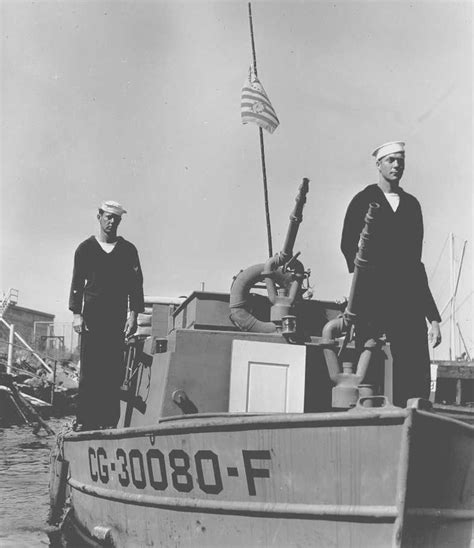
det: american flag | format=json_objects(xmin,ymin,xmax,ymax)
[{"xmin": 241, "ymin": 69, "xmax": 279, "ymax": 134}]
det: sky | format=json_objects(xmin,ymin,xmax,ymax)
[{"xmin": 1, "ymin": 0, "xmax": 472, "ymax": 358}]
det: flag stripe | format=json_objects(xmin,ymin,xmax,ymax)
[
  {"xmin": 240, "ymin": 105, "xmax": 279, "ymax": 122},
  {"xmin": 241, "ymin": 112, "xmax": 277, "ymax": 123},
  {"xmin": 241, "ymin": 90, "xmax": 275, "ymax": 111},
  {"xmin": 241, "ymin": 113, "xmax": 279, "ymax": 133},
  {"xmin": 240, "ymin": 104, "xmax": 279, "ymax": 125},
  {"xmin": 242, "ymin": 119, "xmax": 277, "ymax": 134},
  {"xmin": 241, "ymin": 86, "xmax": 273, "ymax": 99},
  {"xmin": 241, "ymin": 96, "xmax": 278, "ymax": 118},
  {"xmin": 241, "ymin": 115, "xmax": 279, "ymax": 133},
  {"xmin": 241, "ymin": 115, "xmax": 279, "ymax": 129}
]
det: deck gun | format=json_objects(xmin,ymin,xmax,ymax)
[
  {"xmin": 229, "ymin": 178, "xmax": 310, "ymax": 333},
  {"xmin": 321, "ymin": 202, "xmax": 383, "ymax": 409}
]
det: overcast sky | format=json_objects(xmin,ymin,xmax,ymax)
[{"xmin": 1, "ymin": 0, "xmax": 472, "ymax": 358}]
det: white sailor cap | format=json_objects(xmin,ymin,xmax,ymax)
[
  {"xmin": 99, "ymin": 200, "xmax": 127, "ymax": 216},
  {"xmin": 372, "ymin": 141, "xmax": 405, "ymax": 161}
]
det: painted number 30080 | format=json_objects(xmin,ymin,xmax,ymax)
[{"xmin": 88, "ymin": 447, "xmax": 271, "ymax": 497}]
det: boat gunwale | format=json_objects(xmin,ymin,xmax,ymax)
[
  {"xmin": 416, "ymin": 408, "xmax": 474, "ymax": 432},
  {"xmin": 64, "ymin": 409, "xmax": 411, "ymax": 442},
  {"xmin": 63, "ymin": 406, "xmax": 474, "ymax": 443}
]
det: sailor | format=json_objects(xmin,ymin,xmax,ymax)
[
  {"xmin": 341, "ymin": 141, "xmax": 442, "ymax": 406},
  {"xmin": 69, "ymin": 200, "xmax": 144, "ymax": 430}
]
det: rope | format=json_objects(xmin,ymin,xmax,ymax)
[{"xmin": 429, "ymin": 233, "xmax": 449, "ymax": 282}]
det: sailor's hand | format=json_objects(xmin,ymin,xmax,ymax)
[
  {"xmin": 73, "ymin": 314, "xmax": 85, "ymax": 334},
  {"xmin": 124, "ymin": 312, "xmax": 138, "ymax": 338},
  {"xmin": 428, "ymin": 321, "xmax": 441, "ymax": 348}
]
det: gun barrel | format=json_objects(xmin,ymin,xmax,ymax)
[
  {"xmin": 345, "ymin": 202, "xmax": 380, "ymax": 320},
  {"xmin": 281, "ymin": 178, "xmax": 309, "ymax": 259}
]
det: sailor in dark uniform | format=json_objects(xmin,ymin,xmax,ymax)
[
  {"xmin": 69, "ymin": 201, "xmax": 144, "ymax": 430},
  {"xmin": 341, "ymin": 141, "xmax": 441, "ymax": 406}
]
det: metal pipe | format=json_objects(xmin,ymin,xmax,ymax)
[
  {"xmin": 7, "ymin": 323, "xmax": 14, "ymax": 375},
  {"xmin": 321, "ymin": 317, "xmax": 377, "ymax": 383},
  {"xmin": 287, "ymin": 267, "xmax": 304, "ymax": 302},
  {"xmin": 355, "ymin": 339, "xmax": 378, "ymax": 379},
  {"xmin": 263, "ymin": 255, "xmax": 285, "ymax": 300},
  {"xmin": 229, "ymin": 306, "xmax": 277, "ymax": 333},
  {"xmin": 230, "ymin": 264, "xmax": 265, "ymax": 309},
  {"xmin": 1, "ymin": 317, "xmax": 53, "ymax": 373},
  {"xmin": 51, "ymin": 360, "xmax": 57, "ymax": 405},
  {"xmin": 321, "ymin": 318, "xmax": 345, "ymax": 382},
  {"xmin": 229, "ymin": 264, "xmax": 277, "ymax": 333}
]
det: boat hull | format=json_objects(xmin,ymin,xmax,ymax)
[{"xmin": 57, "ymin": 407, "xmax": 474, "ymax": 547}]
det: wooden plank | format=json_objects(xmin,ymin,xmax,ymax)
[{"xmin": 437, "ymin": 365, "xmax": 474, "ymax": 379}]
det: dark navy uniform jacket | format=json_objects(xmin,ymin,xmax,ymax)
[
  {"xmin": 69, "ymin": 236, "xmax": 144, "ymax": 333},
  {"xmin": 341, "ymin": 184, "xmax": 441, "ymax": 326}
]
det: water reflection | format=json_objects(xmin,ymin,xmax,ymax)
[{"xmin": 0, "ymin": 417, "xmax": 71, "ymax": 547}]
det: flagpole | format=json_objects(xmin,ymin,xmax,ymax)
[{"xmin": 248, "ymin": 2, "xmax": 273, "ymax": 257}]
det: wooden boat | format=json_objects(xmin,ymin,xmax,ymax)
[{"xmin": 49, "ymin": 182, "xmax": 474, "ymax": 547}]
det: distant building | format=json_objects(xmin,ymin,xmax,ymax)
[{"xmin": 2, "ymin": 304, "xmax": 55, "ymax": 349}]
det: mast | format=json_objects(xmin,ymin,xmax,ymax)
[
  {"xmin": 248, "ymin": 2, "xmax": 273, "ymax": 258},
  {"xmin": 448, "ymin": 235, "xmax": 468, "ymax": 359},
  {"xmin": 449, "ymin": 233, "xmax": 455, "ymax": 359}
]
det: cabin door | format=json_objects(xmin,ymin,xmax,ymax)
[{"xmin": 229, "ymin": 340, "xmax": 306, "ymax": 413}]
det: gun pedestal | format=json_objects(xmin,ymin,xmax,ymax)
[{"xmin": 321, "ymin": 203, "xmax": 383, "ymax": 409}]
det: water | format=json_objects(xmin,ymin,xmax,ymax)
[{"xmin": 0, "ymin": 417, "xmax": 72, "ymax": 547}]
